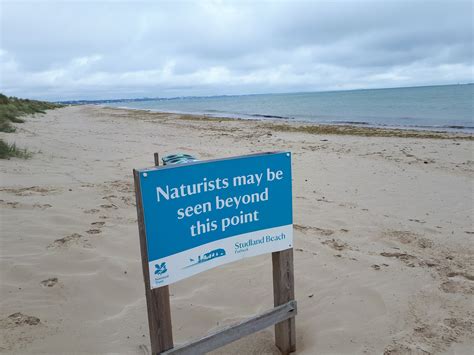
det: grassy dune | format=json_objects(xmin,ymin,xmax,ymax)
[{"xmin": 0, "ymin": 93, "xmax": 62, "ymax": 159}]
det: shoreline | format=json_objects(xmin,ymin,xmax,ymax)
[{"xmin": 100, "ymin": 105, "xmax": 474, "ymax": 140}]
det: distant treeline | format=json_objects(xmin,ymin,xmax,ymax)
[
  {"xmin": 58, "ymin": 98, "xmax": 158, "ymax": 105},
  {"xmin": 58, "ymin": 95, "xmax": 236, "ymax": 105},
  {"xmin": 0, "ymin": 93, "xmax": 63, "ymax": 158}
]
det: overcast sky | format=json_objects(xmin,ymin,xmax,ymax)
[{"xmin": 1, "ymin": 0, "xmax": 473, "ymax": 100}]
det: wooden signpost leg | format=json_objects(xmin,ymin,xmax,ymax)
[
  {"xmin": 133, "ymin": 153, "xmax": 174, "ymax": 354},
  {"xmin": 272, "ymin": 249, "xmax": 296, "ymax": 354}
]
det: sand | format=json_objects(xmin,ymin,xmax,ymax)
[{"xmin": 0, "ymin": 105, "xmax": 473, "ymax": 354}]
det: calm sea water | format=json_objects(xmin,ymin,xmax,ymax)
[{"xmin": 107, "ymin": 84, "xmax": 473, "ymax": 132}]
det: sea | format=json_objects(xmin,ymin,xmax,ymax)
[{"xmin": 106, "ymin": 84, "xmax": 473, "ymax": 132}]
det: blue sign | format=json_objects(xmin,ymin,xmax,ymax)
[{"xmin": 136, "ymin": 152, "xmax": 293, "ymax": 288}]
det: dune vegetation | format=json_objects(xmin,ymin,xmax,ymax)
[{"xmin": 0, "ymin": 93, "xmax": 62, "ymax": 159}]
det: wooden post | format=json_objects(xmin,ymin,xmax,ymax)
[
  {"xmin": 133, "ymin": 153, "xmax": 174, "ymax": 354},
  {"xmin": 272, "ymin": 249, "xmax": 296, "ymax": 354}
]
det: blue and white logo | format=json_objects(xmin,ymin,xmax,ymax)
[
  {"xmin": 154, "ymin": 262, "xmax": 168, "ymax": 275},
  {"xmin": 186, "ymin": 248, "xmax": 226, "ymax": 268}
]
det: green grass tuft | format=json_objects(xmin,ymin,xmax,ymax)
[{"xmin": 0, "ymin": 139, "xmax": 32, "ymax": 159}]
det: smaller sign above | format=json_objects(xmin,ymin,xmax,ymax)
[{"xmin": 136, "ymin": 152, "xmax": 293, "ymax": 288}]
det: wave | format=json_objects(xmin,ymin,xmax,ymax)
[
  {"xmin": 330, "ymin": 120, "xmax": 370, "ymax": 125},
  {"xmin": 250, "ymin": 113, "xmax": 293, "ymax": 120},
  {"xmin": 441, "ymin": 125, "xmax": 474, "ymax": 130},
  {"xmin": 322, "ymin": 120, "xmax": 474, "ymax": 132},
  {"xmin": 397, "ymin": 124, "xmax": 474, "ymax": 131}
]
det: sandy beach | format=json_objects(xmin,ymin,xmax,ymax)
[{"xmin": 0, "ymin": 105, "xmax": 473, "ymax": 354}]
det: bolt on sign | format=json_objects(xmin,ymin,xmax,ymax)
[{"xmin": 136, "ymin": 152, "xmax": 293, "ymax": 288}]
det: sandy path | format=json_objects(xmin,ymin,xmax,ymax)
[{"xmin": 0, "ymin": 106, "xmax": 472, "ymax": 354}]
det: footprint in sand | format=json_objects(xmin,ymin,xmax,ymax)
[
  {"xmin": 295, "ymin": 247, "xmax": 317, "ymax": 256},
  {"xmin": 32, "ymin": 203, "xmax": 53, "ymax": 210},
  {"xmin": 440, "ymin": 271, "xmax": 474, "ymax": 295},
  {"xmin": 371, "ymin": 264, "xmax": 389, "ymax": 271},
  {"xmin": 0, "ymin": 200, "xmax": 20, "ymax": 208},
  {"xmin": 87, "ymin": 221, "xmax": 106, "ymax": 235},
  {"xmin": 443, "ymin": 318, "xmax": 473, "ymax": 335},
  {"xmin": 0, "ymin": 312, "xmax": 49, "ymax": 352},
  {"xmin": 102, "ymin": 194, "xmax": 135, "ymax": 207},
  {"xmin": 0, "ymin": 200, "xmax": 52, "ymax": 210},
  {"xmin": 446, "ymin": 272, "xmax": 474, "ymax": 281},
  {"xmin": 380, "ymin": 251, "xmax": 418, "ymax": 267},
  {"xmin": 120, "ymin": 196, "xmax": 135, "ymax": 206},
  {"xmin": 100, "ymin": 203, "xmax": 118, "ymax": 209},
  {"xmin": 0, "ymin": 186, "xmax": 59, "ymax": 196},
  {"xmin": 384, "ymin": 230, "xmax": 434, "ymax": 249},
  {"xmin": 40, "ymin": 278, "xmax": 58, "ymax": 287},
  {"xmin": 1, "ymin": 313, "xmax": 41, "ymax": 327},
  {"xmin": 91, "ymin": 221, "xmax": 105, "ymax": 226},
  {"xmin": 408, "ymin": 218, "xmax": 426, "ymax": 224},
  {"xmin": 322, "ymin": 238, "xmax": 350, "ymax": 251},
  {"xmin": 86, "ymin": 229, "xmax": 101, "ymax": 235},
  {"xmin": 416, "ymin": 238, "xmax": 434, "ymax": 249},
  {"xmin": 84, "ymin": 208, "xmax": 100, "ymax": 214},
  {"xmin": 107, "ymin": 180, "xmax": 134, "ymax": 194},
  {"xmin": 294, "ymin": 224, "xmax": 335, "ymax": 236},
  {"xmin": 393, "ymin": 317, "xmax": 474, "ymax": 353},
  {"xmin": 47, "ymin": 233, "xmax": 91, "ymax": 249}
]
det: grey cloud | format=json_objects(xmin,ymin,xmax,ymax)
[{"xmin": 0, "ymin": 0, "xmax": 472, "ymax": 100}]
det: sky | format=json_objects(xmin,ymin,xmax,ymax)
[{"xmin": 0, "ymin": 0, "xmax": 473, "ymax": 101}]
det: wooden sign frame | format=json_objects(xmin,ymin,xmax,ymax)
[{"xmin": 133, "ymin": 153, "xmax": 296, "ymax": 355}]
